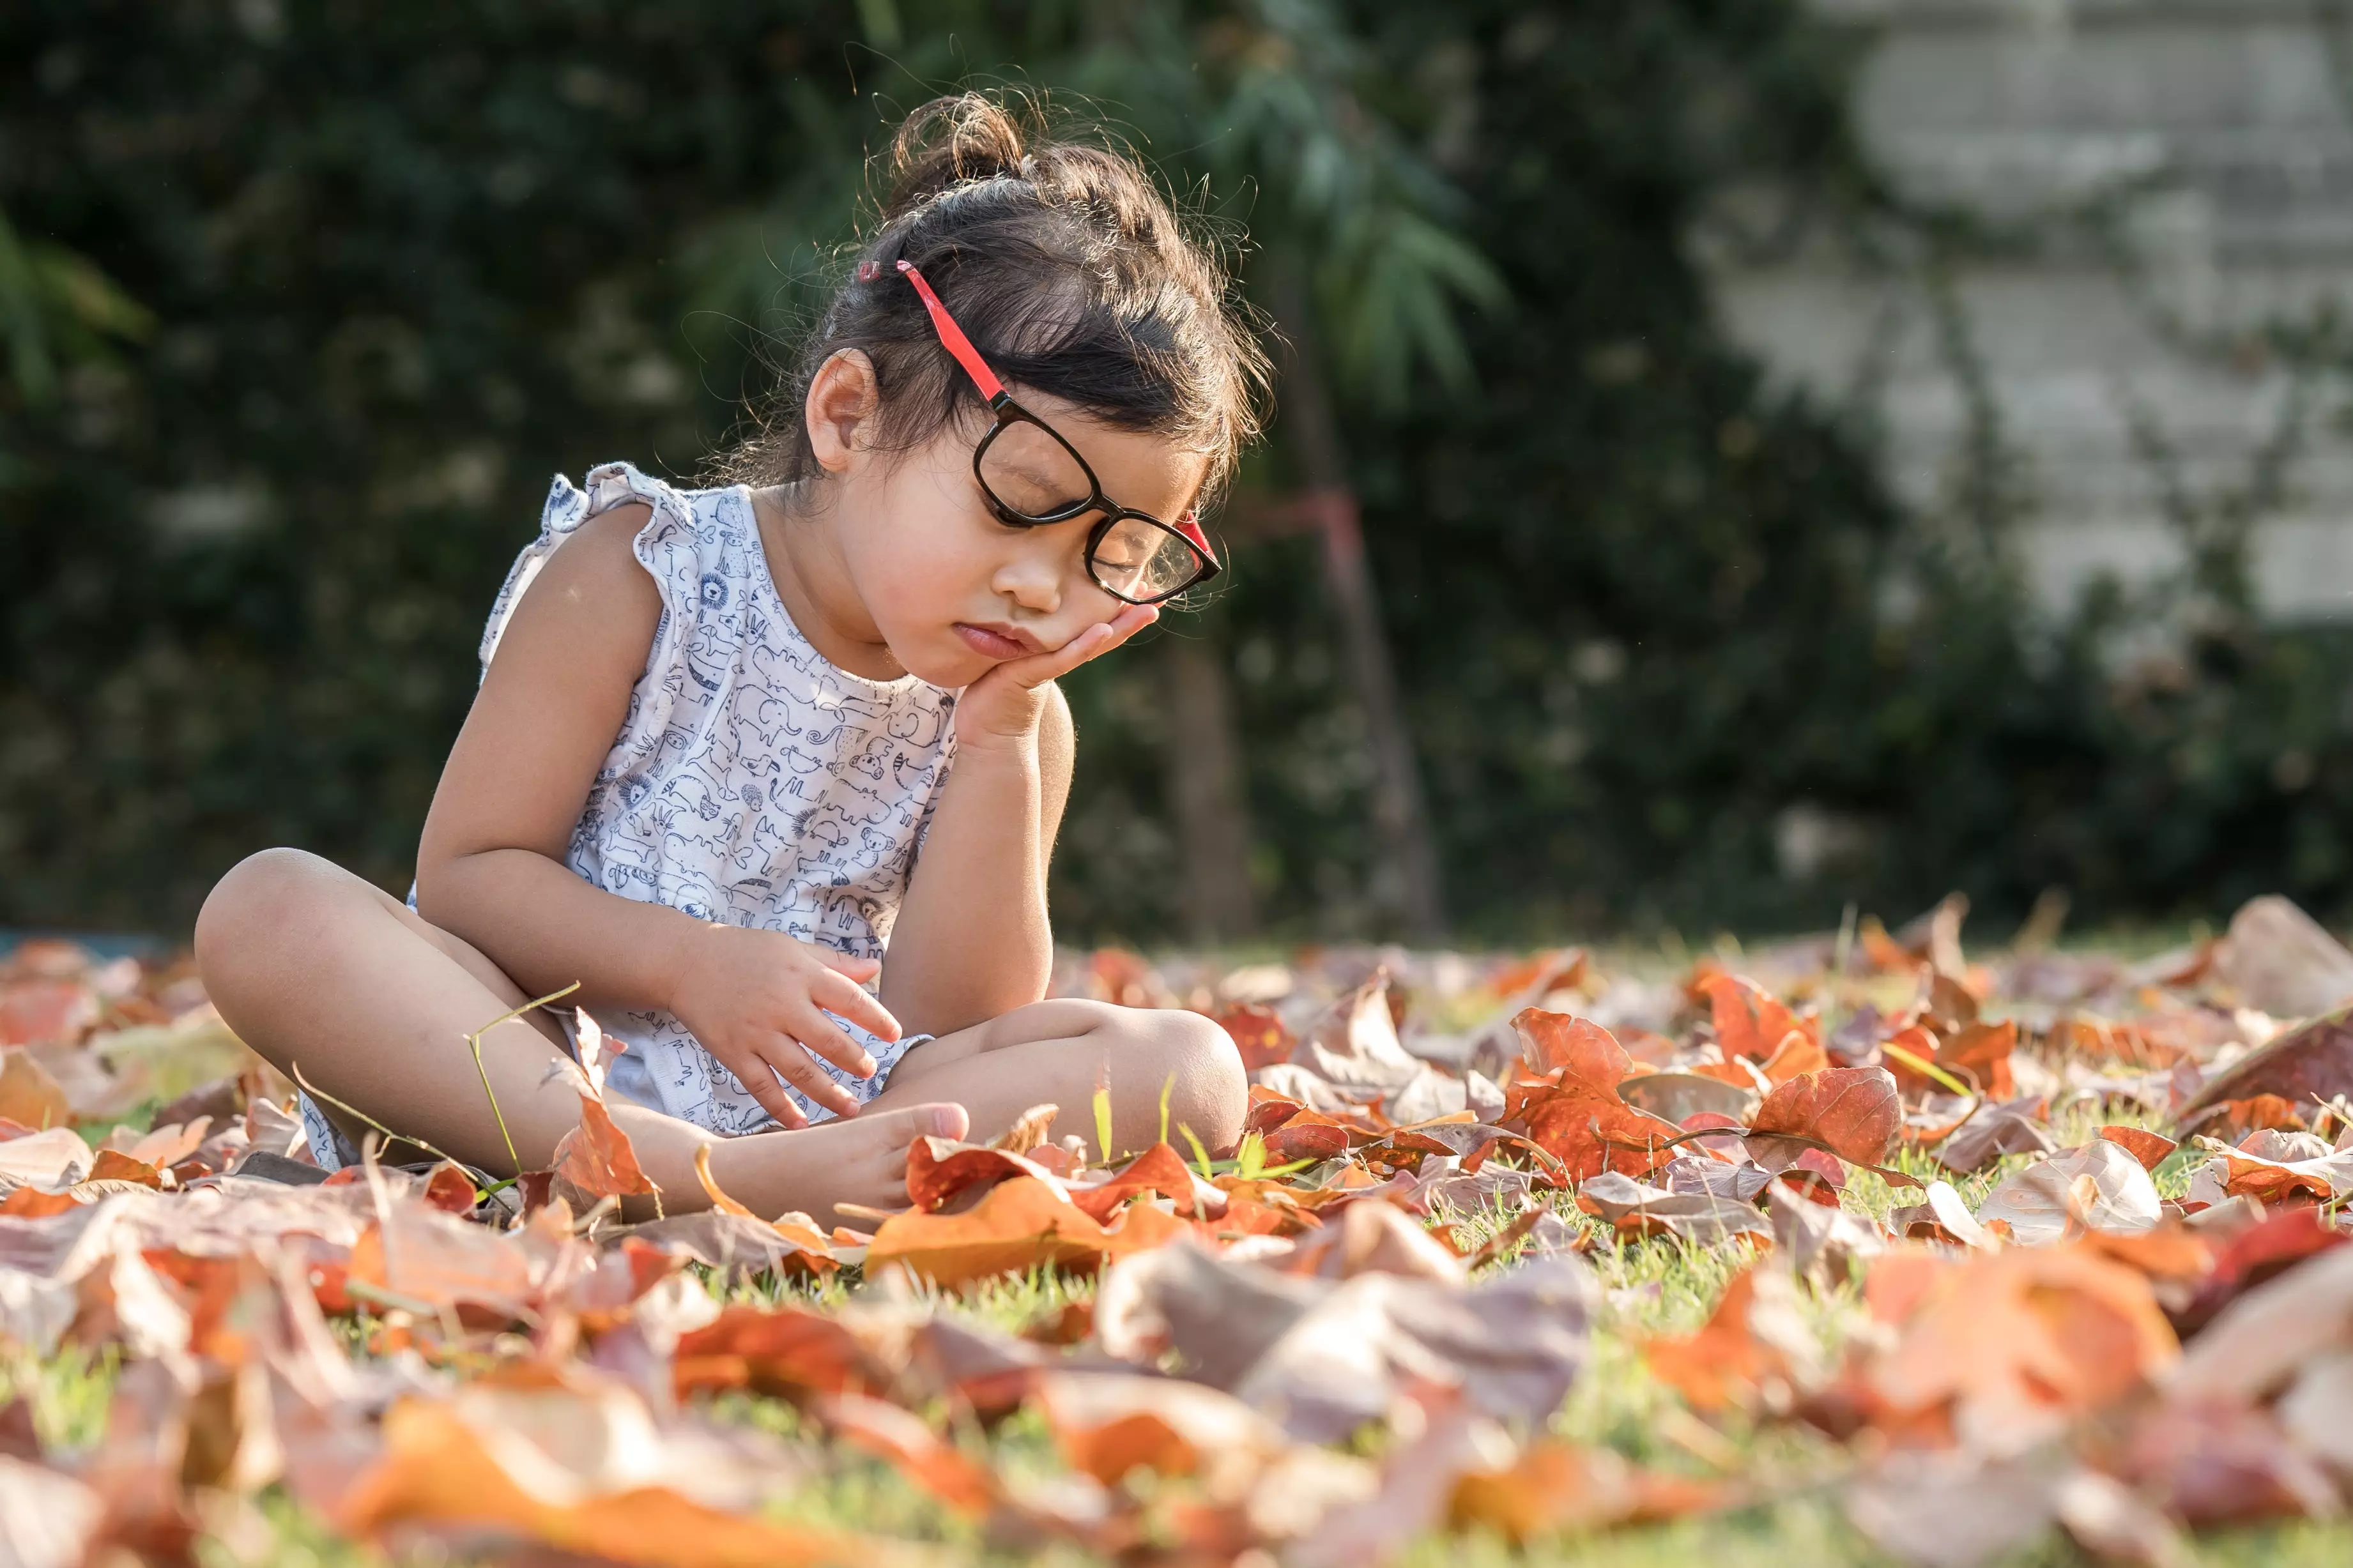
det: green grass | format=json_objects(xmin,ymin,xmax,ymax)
[
  {"xmin": 38, "ymin": 1191, "xmax": 2353, "ymax": 1568},
  {"xmin": 33, "ymin": 970, "xmax": 2353, "ymax": 1568}
]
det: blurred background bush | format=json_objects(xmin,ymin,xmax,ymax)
[{"xmin": 6, "ymin": 0, "xmax": 2353, "ymax": 947}]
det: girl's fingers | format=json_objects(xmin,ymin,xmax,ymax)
[
  {"xmin": 1015, "ymin": 607, "xmax": 1158, "ymax": 686},
  {"xmin": 762, "ymin": 1037, "xmax": 864, "ymax": 1118},
  {"xmin": 791, "ymin": 1007, "xmax": 882, "ymax": 1080},
  {"xmin": 807, "ymin": 968, "xmax": 901, "ymax": 1043},
  {"xmin": 811, "ymin": 949, "xmax": 883, "ymax": 985},
  {"xmin": 733, "ymin": 1056, "xmax": 811, "ymax": 1129}
]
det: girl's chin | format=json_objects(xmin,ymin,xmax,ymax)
[{"xmin": 889, "ymin": 637, "xmax": 995, "ymax": 690}]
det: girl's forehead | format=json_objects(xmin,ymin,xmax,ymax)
[{"xmin": 1011, "ymin": 390, "xmax": 1213, "ymax": 506}]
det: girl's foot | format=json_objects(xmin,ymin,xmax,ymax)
[{"xmin": 704, "ymin": 1100, "xmax": 969, "ymax": 1222}]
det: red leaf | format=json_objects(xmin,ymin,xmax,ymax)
[
  {"xmin": 2097, "ymin": 1126, "xmax": 2178, "ymax": 1173},
  {"xmin": 0, "ymin": 982, "xmax": 98, "ymax": 1049},
  {"xmin": 906, "ymin": 1136, "xmax": 1061, "ymax": 1212},
  {"xmin": 1748, "ymin": 1067, "xmax": 1901, "ymax": 1168},
  {"xmin": 420, "ymin": 1162, "xmax": 478, "ymax": 1214},
  {"xmin": 1510, "ymin": 1009, "xmax": 1630, "ymax": 1092},
  {"xmin": 673, "ymin": 1304, "xmax": 882, "ymax": 1398},
  {"xmin": 1262, "ymin": 1114, "xmax": 1352, "ymax": 1166},
  {"xmin": 1698, "ymin": 973, "xmax": 1812, "ymax": 1064},
  {"xmin": 1212, "ymin": 1002, "xmax": 1293, "ymax": 1072},
  {"xmin": 1243, "ymin": 1087, "xmax": 1305, "ymax": 1140},
  {"xmin": 1505, "ymin": 1086, "xmax": 1682, "ymax": 1181},
  {"xmin": 1069, "ymin": 1143, "xmax": 1202, "ymax": 1223},
  {"xmin": 551, "ymin": 1092, "xmax": 657, "ymax": 1201}
]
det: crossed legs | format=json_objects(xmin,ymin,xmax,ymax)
[{"xmin": 194, "ymin": 849, "xmax": 1245, "ymax": 1221}]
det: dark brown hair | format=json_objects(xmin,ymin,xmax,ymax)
[{"xmin": 721, "ymin": 91, "xmax": 1270, "ymax": 521}]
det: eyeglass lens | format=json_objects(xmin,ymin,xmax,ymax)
[{"xmin": 977, "ymin": 418, "xmax": 1206, "ymax": 601}]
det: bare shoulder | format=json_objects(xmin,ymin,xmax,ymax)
[{"xmin": 523, "ymin": 501, "xmax": 661, "ymax": 620}]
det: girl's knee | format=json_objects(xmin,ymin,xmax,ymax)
[
  {"xmin": 1123, "ymin": 1007, "xmax": 1246, "ymax": 1143},
  {"xmin": 195, "ymin": 848, "xmax": 361, "ymax": 978}
]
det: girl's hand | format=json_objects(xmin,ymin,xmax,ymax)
[
  {"xmin": 664, "ymin": 924, "xmax": 902, "ymax": 1128},
  {"xmin": 955, "ymin": 604, "xmax": 1158, "ymax": 748}
]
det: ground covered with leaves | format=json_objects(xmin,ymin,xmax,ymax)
[{"xmin": 14, "ymin": 899, "xmax": 2353, "ymax": 1566}]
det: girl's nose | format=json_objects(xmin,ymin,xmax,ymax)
[{"xmin": 992, "ymin": 542, "xmax": 1067, "ymax": 615}]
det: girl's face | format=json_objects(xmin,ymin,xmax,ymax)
[{"xmin": 811, "ymin": 360, "xmax": 1209, "ymax": 688}]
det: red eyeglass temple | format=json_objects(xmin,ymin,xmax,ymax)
[{"xmin": 896, "ymin": 259, "xmax": 1217, "ymax": 565}]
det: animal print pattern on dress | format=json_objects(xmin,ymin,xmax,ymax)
[{"xmin": 481, "ymin": 462, "xmax": 958, "ymax": 1136}]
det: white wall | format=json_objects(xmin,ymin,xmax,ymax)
[{"xmin": 1710, "ymin": 0, "xmax": 2353, "ymax": 620}]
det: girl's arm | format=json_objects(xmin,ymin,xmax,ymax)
[
  {"xmin": 414, "ymin": 503, "xmax": 898, "ymax": 1127},
  {"xmin": 881, "ymin": 607, "xmax": 1154, "ymax": 1035}
]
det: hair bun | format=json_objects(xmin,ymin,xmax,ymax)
[{"xmin": 880, "ymin": 93, "xmax": 1038, "ymax": 219}]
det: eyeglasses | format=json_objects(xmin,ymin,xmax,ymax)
[{"xmin": 894, "ymin": 259, "xmax": 1221, "ymax": 605}]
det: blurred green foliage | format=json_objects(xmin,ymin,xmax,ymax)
[{"xmin": 4, "ymin": 0, "xmax": 2352, "ymax": 942}]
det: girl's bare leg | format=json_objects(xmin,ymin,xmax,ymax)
[
  {"xmin": 871, "ymin": 998, "xmax": 1246, "ymax": 1158},
  {"xmin": 194, "ymin": 848, "xmax": 966, "ymax": 1221}
]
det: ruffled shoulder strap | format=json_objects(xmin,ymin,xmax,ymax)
[{"xmin": 480, "ymin": 461, "xmax": 702, "ymax": 668}]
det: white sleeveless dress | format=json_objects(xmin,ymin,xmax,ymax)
[{"xmin": 300, "ymin": 462, "xmax": 958, "ymax": 1166}]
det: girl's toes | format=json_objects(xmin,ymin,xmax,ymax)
[{"xmin": 873, "ymin": 1100, "xmax": 969, "ymax": 1146}]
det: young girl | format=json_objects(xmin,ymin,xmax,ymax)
[{"xmin": 194, "ymin": 94, "xmax": 1266, "ymax": 1223}]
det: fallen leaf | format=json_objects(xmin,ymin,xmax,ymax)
[
  {"xmin": 1935, "ymin": 1101, "xmax": 2053, "ymax": 1175},
  {"xmin": 988, "ymin": 1103, "xmax": 1059, "ymax": 1155},
  {"xmin": 1096, "ymin": 1238, "xmax": 1596, "ymax": 1443},
  {"xmin": 552, "ymin": 1092, "xmax": 658, "ymax": 1205},
  {"xmin": 2213, "ymin": 894, "xmax": 2353, "ymax": 1020},
  {"xmin": 2098, "ymin": 1125, "xmax": 2178, "ymax": 1173},
  {"xmin": 1860, "ymin": 1242, "xmax": 2180, "ymax": 1453},
  {"xmin": 1699, "ymin": 973, "xmax": 1813, "ymax": 1063},
  {"xmin": 673, "ymin": 1304, "xmax": 882, "ymax": 1399},
  {"xmin": 1614, "ymin": 1072, "xmax": 1755, "ymax": 1126},
  {"xmin": 2170, "ymin": 1207, "xmax": 2346, "ymax": 1337},
  {"xmin": 1215, "ymin": 1003, "xmax": 1294, "ymax": 1072},
  {"xmin": 1642, "ymin": 1268, "xmax": 1817, "ymax": 1413},
  {"xmin": 1510, "ymin": 1010, "xmax": 1630, "ymax": 1090},
  {"xmin": 0, "ymin": 984, "xmax": 98, "ymax": 1050},
  {"xmin": 1036, "ymin": 1368, "xmax": 1292, "ymax": 1486},
  {"xmin": 904, "ymin": 1136, "xmax": 1066, "ymax": 1213},
  {"xmin": 0, "ymin": 1052, "xmax": 70, "ymax": 1132},
  {"xmin": 337, "ymin": 1378, "xmax": 877, "ymax": 1568},
  {"xmin": 1973, "ymin": 1141, "xmax": 2161, "ymax": 1246},
  {"xmin": 1575, "ymin": 1172, "xmax": 1769, "ymax": 1244},
  {"xmin": 0, "ymin": 1456, "xmax": 103, "ymax": 1568},
  {"xmin": 2177, "ymin": 1008, "xmax": 2353, "ymax": 1128},
  {"xmin": 865, "ymin": 1175, "xmax": 1196, "ymax": 1288},
  {"xmin": 1747, "ymin": 1067, "xmax": 1901, "ymax": 1168}
]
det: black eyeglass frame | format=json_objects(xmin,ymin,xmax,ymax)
[{"xmin": 967, "ymin": 393, "xmax": 1223, "ymax": 607}]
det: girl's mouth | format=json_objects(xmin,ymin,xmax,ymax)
[{"xmin": 953, "ymin": 621, "xmax": 1045, "ymax": 661}]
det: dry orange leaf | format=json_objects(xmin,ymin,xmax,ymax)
[
  {"xmin": 1069, "ymin": 1143, "xmax": 1206, "ymax": 1224},
  {"xmin": 1862, "ymin": 1242, "xmax": 2180, "ymax": 1450},
  {"xmin": 905, "ymin": 1134, "xmax": 1063, "ymax": 1213},
  {"xmin": 1503, "ymin": 1081, "xmax": 1680, "ymax": 1182},
  {"xmin": 1698, "ymin": 973, "xmax": 1814, "ymax": 1064},
  {"xmin": 1758, "ymin": 1030, "xmax": 1830, "ymax": 1085},
  {"xmin": 1511, "ymin": 1009, "xmax": 1630, "ymax": 1090},
  {"xmin": 0, "ymin": 1048, "xmax": 70, "ymax": 1130},
  {"xmin": 0, "ymin": 981, "xmax": 98, "ymax": 1049},
  {"xmin": 2097, "ymin": 1125, "xmax": 2179, "ymax": 1173},
  {"xmin": 1212, "ymin": 1001, "xmax": 1293, "ymax": 1072},
  {"xmin": 337, "ymin": 1392, "xmax": 884, "ymax": 1568},
  {"xmin": 553, "ymin": 1091, "xmax": 657, "ymax": 1203},
  {"xmin": 86, "ymin": 1148, "xmax": 162, "ymax": 1188},
  {"xmin": 1747, "ymin": 1067, "xmax": 1901, "ymax": 1169},
  {"xmin": 1452, "ymin": 1441, "xmax": 1722, "ymax": 1541},
  {"xmin": 672, "ymin": 1304, "xmax": 880, "ymax": 1399},
  {"xmin": 1641, "ymin": 1270, "xmax": 1791, "ymax": 1413},
  {"xmin": 865, "ymin": 1175, "xmax": 1199, "ymax": 1288}
]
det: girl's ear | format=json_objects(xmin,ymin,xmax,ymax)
[{"xmin": 804, "ymin": 349, "xmax": 880, "ymax": 474}]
